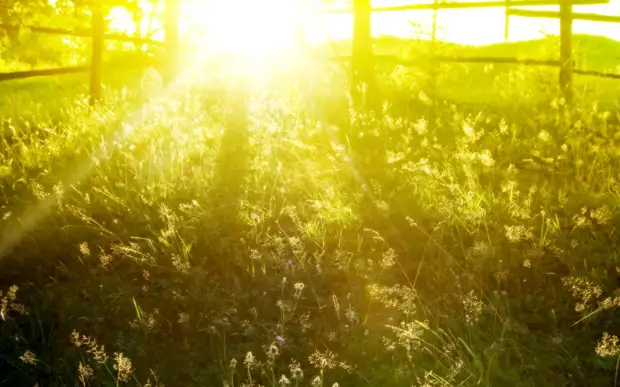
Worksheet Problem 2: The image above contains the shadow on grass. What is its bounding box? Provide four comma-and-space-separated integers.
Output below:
210, 82, 250, 235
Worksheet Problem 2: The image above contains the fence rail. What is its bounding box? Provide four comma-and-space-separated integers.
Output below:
319, 0, 607, 13
3, 0, 620, 109
318, 54, 562, 67
507, 9, 620, 22
326, 0, 620, 108
0, 23, 164, 45
0, 0, 177, 104
0, 66, 89, 81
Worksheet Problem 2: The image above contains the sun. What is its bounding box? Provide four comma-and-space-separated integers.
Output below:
182, 0, 308, 58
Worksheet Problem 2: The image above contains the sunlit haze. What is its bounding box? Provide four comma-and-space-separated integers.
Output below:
107, 0, 620, 51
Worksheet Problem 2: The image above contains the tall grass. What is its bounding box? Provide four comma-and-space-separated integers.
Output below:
1, 53, 620, 387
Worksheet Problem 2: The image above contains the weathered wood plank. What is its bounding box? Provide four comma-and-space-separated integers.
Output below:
0, 66, 89, 81
90, 8, 104, 104
351, 0, 375, 106
508, 9, 620, 23
559, 0, 573, 105
318, 0, 608, 13
311, 53, 560, 67
164, 0, 180, 84
574, 68, 620, 79
0, 23, 164, 45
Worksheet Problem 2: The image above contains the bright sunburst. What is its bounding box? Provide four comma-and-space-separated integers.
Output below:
107, 0, 620, 53
183, 0, 307, 57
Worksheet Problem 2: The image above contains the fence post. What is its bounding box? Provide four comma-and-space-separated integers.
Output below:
351, 0, 375, 107
428, 0, 439, 132
164, 0, 179, 84
432, 0, 438, 41
559, 0, 573, 106
504, 0, 510, 41
90, 4, 104, 105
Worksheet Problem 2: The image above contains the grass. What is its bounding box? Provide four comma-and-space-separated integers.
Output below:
2, 35, 620, 386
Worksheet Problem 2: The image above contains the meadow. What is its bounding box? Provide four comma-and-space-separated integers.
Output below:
2, 35, 620, 386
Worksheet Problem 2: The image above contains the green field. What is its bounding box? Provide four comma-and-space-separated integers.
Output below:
2, 35, 620, 386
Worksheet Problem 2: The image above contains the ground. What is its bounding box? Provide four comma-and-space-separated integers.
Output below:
1, 36, 620, 386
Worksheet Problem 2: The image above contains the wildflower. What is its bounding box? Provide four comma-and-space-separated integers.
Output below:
463, 290, 484, 325
592, 205, 613, 225
463, 122, 475, 138
171, 254, 190, 272
345, 308, 358, 323
176, 312, 189, 324
499, 118, 508, 133
309, 350, 337, 370
229, 358, 237, 369
562, 277, 603, 311
380, 248, 396, 269
294, 282, 305, 299
470, 241, 491, 258
76, 334, 108, 364
383, 337, 396, 351
289, 360, 303, 381
267, 342, 280, 359
538, 130, 551, 142
79, 242, 91, 257
388, 321, 424, 352
339, 361, 353, 373
70, 330, 84, 347
250, 249, 262, 261
1, 285, 27, 320
570, 239, 578, 249
279, 374, 291, 386
53, 182, 64, 201
113, 352, 133, 382
504, 225, 533, 243
572, 213, 592, 228
244, 351, 256, 369
20, 350, 36, 365
78, 362, 93, 385
100, 253, 112, 269
31, 181, 47, 200
276, 335, 286, 345
596, 332, 620, 357
311, 376, 322, 387
550, 336, 563, 345
478, 150, 495, 167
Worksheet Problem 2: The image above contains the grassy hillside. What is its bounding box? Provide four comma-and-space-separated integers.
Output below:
309, 34, 620, 106
2, 38, 620, 386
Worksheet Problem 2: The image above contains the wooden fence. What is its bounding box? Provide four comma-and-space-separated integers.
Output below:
3, 0, 619, 109
0, 0, 180, 104
317, 0, 618, 107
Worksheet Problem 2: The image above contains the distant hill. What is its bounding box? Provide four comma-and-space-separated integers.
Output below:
308, 34, 620, 107
310, 34, 620, 73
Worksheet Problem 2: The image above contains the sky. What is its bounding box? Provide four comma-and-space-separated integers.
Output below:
108, 0, 620, 48
305, 0, 620, 45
